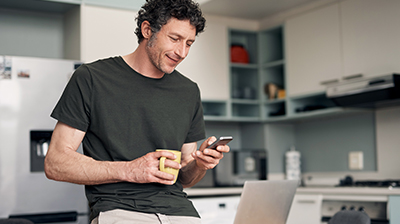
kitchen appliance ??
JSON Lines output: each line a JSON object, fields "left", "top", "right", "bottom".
{"left": 320, "top": 178, "right": 399, "bottom": 224}
{"left": 213, "top": 149, "right": 267, "bottom": 187}
{"left": 0, "top": 56, "right": 88, "bottom": 223}
{"left": 337, "top": 177, "right": 400, "bottom": 189}
{"left": 321, "top": 200, "right": 388, "bottom": 224}
{"left": 326, "top": 74, "right": 400, "bottom": 108}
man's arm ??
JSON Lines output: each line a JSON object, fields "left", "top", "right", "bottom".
{"left": 179, "top": 137, "right": 230, "bottom": 188}
{"left": 44, "top": 121, "right": 179, "bottom": 185}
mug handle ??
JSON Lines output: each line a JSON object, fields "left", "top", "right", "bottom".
{"left": 159, "top": 157, "right": 166, "bottom": 172}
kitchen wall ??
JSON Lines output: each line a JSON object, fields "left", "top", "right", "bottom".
{"left": 300, "top": 106, "right": 400, "bottom": 181}
{"left": 296, "top": 112, "right": 376, "bottom": 173}
{"left": 202, "top": 100, "right": 399, "bottom": 182}
{"left": 79, "top": 5, "right": 138, "bottom": 62}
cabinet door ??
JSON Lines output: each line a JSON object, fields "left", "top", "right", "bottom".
{"left": 190, "top": 196, "right": 240, "bottom": 224}
{"left": 389, "top": 196, "right": 400, "bottom": 224}
{"left": 177, "top": 23, "right": 229, "bottom": 101}
{"left": 80, "top": 5, "right": 138, "bottom": 62}
{"left": 286, "top": 194, "right": 322, "bottom": 224}
{"left": 285, "top": 3, "right": 341, "bottom": 97}
{"left": 341, "top": 0, "right": 400, "bottom": 79}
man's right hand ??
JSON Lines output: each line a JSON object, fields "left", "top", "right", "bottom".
{"left": 123, "top": 151, "right": 181, "bottom": 185}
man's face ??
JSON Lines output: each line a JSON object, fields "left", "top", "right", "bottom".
{"left": 145, "top": 18, "right": 196, "bottom": 74}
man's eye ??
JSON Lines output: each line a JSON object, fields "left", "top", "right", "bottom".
{"left": 170, "top": 37, "right": 178, "bottom": 41}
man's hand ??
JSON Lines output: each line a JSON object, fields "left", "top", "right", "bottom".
{"left": 124, "top": 150, "right": 181, "bottom": 185}
{"left": 191, "top": 136, "right": 230, "bottom": 171}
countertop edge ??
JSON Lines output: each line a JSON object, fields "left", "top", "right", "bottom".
{"left": 296, "top": 187, "right": 400, "bottom": 196}
{"left": 184, "top": 187, "right": 400, "bottom": 197}
{"left": 184, "top": 187, "right": 243, "bottom": 197}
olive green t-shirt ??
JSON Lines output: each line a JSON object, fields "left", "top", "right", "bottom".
{"left": 51, "top": 57, "right": 206, "bottom": 221}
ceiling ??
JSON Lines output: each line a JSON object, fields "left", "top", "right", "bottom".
{"left": 199, "top": 0, "right": 323, "bottom": 20}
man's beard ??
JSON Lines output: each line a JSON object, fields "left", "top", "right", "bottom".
{"left": 145, "top": 33, "right": 174, "bottom": 74}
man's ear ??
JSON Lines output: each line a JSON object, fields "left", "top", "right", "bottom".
{"left": 141, "top": 21, "right": 152, "bottom": 39}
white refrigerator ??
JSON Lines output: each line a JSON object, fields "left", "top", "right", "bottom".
{"left": 0, "top": 56, "right": 88, "bottom": 223}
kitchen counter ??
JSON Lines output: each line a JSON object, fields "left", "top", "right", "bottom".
{"left": 184, "top": 186, "right": 400, "bottom": 198}
{"left": 296, "top": 187, "right": 400, "bottom": 203}
{"left": 297, "top": 186, "right": 400, "bottom": 196}
{"left": 184, "top": 187, "right": 243, "bottom": 197}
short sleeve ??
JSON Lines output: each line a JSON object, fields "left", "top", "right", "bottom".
{"left": 184, "top": 85, "right": 206, "bottom": 143}
{"left": 51, "top": 65, "right": 92, "bottom": 132}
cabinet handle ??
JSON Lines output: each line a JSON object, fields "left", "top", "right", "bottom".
{"left": 320, "top": 79, "right": 339, "bottom": 85}
{"left": 296, "top": 200, "right": 316, "bottom": 204}
{"left": 342, "top": 73, "right": 363, "bottom": 80}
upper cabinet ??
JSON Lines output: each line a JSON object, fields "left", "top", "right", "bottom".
{"left": 341, "top": 0, "right": 400, "bottom": 78}
{"left": 285, "top": 0, "right": 400, "bottom": 97}
{"left": 285, "top": 3, "right": 341, "bottom": 97}
{"left": 0, "top": 0, "right": 81, "bottom": 59}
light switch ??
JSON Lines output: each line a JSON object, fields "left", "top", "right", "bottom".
{"left": 349, "top": 151, "right": 363, "bottom": 170}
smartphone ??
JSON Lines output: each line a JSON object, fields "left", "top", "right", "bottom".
{"left": 206, "top": 136, "right": 233, "bottom": 149}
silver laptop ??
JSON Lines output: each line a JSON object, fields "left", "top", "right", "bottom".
{"left": 233, "top": 180, "right": 298, "bottom": 224}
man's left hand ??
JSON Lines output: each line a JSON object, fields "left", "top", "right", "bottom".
{"left": 191, "top": 136, "right": 230, "bottom": 170}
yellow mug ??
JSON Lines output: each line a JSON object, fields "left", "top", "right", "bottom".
{"left": 156, "top": 149, "right": 181, "bottom": 183}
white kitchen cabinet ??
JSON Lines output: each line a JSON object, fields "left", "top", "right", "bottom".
{"left": 286, "top": 0, "right": 400, "bottom": 98}
{"left": 190, "top": 196, "right": 241, "bottom": 224}
{"left": 286, "top": 194, "right": 322, "bottom": 224}
{"left": 285, "top": 3, "right": 341, "bottom": 97}
{"left": 389, "top": 196, "right": 400, "bottom": 224}
{"left": 341, "top": 0, "right": 400, "bottom": 79}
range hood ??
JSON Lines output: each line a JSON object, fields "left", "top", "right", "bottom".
{"left": 326, "top": 74, "right": 400, "bottom": 108}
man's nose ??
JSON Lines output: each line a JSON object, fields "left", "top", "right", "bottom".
{"left": 175, "top": 42, "right": 188, "bottom": 59}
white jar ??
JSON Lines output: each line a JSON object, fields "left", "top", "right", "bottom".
{"left": 285, "top": 146, "right": 301, "bottom": 181}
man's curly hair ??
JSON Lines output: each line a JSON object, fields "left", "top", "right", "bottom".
{"left": 134, "top": 0, "right": 206, "bottom": 44}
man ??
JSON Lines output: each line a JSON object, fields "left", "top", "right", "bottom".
{"left": 44, "top": 0, "right": 230, "bottom": 223}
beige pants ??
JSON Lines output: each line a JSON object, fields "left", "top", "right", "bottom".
{"left": 91, "top": 209, "right": 202, "bottom": 224}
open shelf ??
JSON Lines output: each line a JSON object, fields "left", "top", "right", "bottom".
{"left": 202, "top": 101, "right": 228, "bottom": 120}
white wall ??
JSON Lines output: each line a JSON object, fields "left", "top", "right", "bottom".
{"left": 80, "top": 5, "right": 139, "bottom": 63}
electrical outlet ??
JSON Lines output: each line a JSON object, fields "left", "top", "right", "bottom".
{"left": 349, "top": 151, "right": 363, "bottom": 170}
